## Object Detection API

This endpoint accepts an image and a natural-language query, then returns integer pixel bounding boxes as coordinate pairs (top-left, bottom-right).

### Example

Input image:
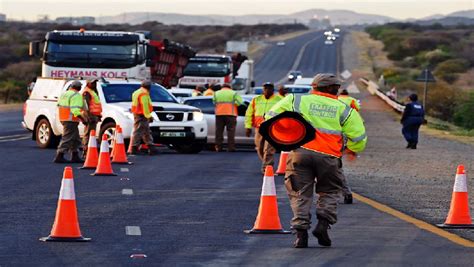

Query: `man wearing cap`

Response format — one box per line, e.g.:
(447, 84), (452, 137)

(245, 82), (282, 173)
(130, 80), (157, 155)
(54, 80), (86, 163)
(266, 73), (367, 248)
(213, 83), (243, 152)
(82, 79), (102, 157)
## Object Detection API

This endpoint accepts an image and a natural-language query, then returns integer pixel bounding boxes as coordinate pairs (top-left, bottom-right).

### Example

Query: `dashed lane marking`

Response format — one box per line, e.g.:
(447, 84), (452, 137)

(353, 193), (474, 248)
(122, 189), (134, 195)
(125, 226), (141, 236)
(120, 168), (129, 172)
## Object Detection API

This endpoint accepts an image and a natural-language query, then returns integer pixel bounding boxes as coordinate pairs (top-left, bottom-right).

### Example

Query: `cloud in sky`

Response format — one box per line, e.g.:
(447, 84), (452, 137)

(0, 0), (472, 20)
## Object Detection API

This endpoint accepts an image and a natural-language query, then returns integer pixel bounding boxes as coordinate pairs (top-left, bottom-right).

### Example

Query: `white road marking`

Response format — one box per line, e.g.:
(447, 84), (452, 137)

(122, 189), (134, 195)
(125, 226), (142, 236)
(0, 134), (30, 143)
(120, 168), (129, 172)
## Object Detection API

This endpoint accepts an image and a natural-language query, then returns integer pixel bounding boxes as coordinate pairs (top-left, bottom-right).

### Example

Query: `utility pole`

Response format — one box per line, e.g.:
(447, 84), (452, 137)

(415, 68), (436, 112)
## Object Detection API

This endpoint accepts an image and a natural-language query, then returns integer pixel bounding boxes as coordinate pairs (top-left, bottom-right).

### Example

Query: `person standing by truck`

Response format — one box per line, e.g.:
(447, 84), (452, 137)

(130, 80), (157, 155)
(82, 79), (102, 157)
(245, 82), (282, 173)
(54, 80), (86, 163)
(213, 84), (243, 152)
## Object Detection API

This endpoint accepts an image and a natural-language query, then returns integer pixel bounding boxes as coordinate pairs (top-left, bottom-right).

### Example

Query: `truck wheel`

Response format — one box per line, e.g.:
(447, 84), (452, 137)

(35, 118), (59, 148)
(173, 143), (203, 154)
(99, 121), (116, 148)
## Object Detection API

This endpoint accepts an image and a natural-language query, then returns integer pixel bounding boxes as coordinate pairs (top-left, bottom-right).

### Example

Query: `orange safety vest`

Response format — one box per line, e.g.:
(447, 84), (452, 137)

(213, 88), (242, 116)
(58, 89), (83, 122)
(83, 88), (102, 116)
(131, 88), (153, 116)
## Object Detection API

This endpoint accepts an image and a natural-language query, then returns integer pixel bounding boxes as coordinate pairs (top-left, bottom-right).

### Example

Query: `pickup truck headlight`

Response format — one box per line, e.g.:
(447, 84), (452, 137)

(193, 111), (204, 122)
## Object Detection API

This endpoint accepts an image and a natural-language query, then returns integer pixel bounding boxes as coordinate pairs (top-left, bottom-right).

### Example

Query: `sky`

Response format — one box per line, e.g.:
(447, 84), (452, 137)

(0, 0), (472, 21)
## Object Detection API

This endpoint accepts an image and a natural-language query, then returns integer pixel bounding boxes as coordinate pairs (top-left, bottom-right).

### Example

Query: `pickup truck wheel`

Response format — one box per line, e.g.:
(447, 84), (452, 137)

(99, 122), (116, 148)
(173, 143), (203, 154)
(35, 118), (59, 148)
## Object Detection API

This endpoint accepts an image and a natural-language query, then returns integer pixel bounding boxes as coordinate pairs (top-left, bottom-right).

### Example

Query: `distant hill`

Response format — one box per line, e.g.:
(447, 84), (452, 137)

(97, 9), (396, 26)
(416, 16), (474, 26)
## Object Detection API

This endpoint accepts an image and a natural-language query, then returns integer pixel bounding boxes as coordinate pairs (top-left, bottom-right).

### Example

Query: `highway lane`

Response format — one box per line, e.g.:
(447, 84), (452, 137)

(296, 34), (338, 75)
(253, 31), (322, 85)
(0, 109), (26, 137)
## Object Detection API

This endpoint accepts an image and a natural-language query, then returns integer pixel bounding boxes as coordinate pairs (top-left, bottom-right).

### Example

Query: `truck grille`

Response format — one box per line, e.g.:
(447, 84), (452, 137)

(156, 112), (184, 122)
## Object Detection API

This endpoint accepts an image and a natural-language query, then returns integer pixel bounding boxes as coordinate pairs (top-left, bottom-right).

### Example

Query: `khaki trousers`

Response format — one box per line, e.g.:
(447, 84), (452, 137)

(254, 130), (276, 172)
(82, 116), (98, 150)
(132, 115), (154, 147)
(285, 148), (344, 229)
(57, 121), (82, 154)
(215, 115), (237, 151)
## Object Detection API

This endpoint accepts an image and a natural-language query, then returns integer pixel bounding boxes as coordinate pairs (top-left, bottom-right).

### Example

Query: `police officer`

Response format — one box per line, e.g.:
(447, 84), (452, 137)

(130, 80), (157, 155)
(213, 83), (243, 152)
(54, 80), (86, 163)
(266, 73), (367, 248)
(82, 79), (102, 157)
(401, 94), (424, 149)
(245, 82), (282, 173)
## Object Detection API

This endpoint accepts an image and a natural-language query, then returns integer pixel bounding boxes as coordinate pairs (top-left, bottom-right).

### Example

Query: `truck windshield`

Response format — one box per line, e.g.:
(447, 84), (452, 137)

(45, 42), (141, 68)
(102, 84), (177, 103)
(183, 61), (231, 77)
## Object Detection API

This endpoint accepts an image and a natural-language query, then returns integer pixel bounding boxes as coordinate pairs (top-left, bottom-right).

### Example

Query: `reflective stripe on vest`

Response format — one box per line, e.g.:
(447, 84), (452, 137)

(293, 93), (348, 157)
(58, 91), (81, 122)
(83, 89), (102, 116)
(131, 89), (153, 116)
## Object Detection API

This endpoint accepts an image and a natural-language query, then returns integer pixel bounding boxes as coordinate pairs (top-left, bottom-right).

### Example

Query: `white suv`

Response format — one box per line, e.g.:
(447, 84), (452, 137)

(23, 78), (208, 153)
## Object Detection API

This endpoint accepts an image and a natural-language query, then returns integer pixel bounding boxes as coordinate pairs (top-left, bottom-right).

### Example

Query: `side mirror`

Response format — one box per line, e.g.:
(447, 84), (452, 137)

(145, 59), (153, 67)
(146, 44), (156, 60)
(29, 41), (40, 57)
(250, 81), (255, 88)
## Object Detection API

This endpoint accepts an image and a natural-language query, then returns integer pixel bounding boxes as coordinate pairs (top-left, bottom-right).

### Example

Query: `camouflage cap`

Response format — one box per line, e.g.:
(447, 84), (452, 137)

(70, 80), (82, 89)
(311, 73), (341, 87)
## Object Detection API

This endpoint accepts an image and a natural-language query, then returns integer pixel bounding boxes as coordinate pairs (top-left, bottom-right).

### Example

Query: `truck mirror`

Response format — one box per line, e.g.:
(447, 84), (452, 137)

(29, 41), (40, 57)
(251, 81), (255, 88)
(146, 44), (156, 60)
(146, 59), (153, 67)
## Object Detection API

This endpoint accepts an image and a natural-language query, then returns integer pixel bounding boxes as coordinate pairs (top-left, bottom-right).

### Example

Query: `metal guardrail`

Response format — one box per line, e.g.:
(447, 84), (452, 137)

(359, 78), (405, 113)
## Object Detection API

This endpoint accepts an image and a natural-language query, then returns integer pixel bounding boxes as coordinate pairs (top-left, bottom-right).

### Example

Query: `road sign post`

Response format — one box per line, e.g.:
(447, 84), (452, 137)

(415, 69), (436, 112)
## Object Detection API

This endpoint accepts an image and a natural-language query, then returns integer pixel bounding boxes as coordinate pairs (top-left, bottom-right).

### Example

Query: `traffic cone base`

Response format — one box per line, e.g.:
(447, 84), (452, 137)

(436, 223), (474, 229)
(40, 236), (91, 242)
(91, 172), (117, 176)
(245, 166), (290, 234)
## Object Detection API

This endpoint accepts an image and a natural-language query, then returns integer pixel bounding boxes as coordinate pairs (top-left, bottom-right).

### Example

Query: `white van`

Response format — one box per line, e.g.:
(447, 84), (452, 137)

(23, 78), (208, 153)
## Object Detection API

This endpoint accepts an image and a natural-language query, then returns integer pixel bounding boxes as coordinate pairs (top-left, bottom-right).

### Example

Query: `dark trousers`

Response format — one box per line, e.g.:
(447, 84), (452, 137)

(57, 121), (81, 154)
(132, 115), (154, 147)
(402, 124), (421, 144)
(215, 115), (237, 151)
(82, 117), (98, 149)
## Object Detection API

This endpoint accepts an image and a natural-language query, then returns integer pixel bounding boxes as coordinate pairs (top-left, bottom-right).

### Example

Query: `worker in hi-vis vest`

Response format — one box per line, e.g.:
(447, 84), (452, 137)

(245, 82), (282, 173)
(338, 89), (361, 111)
(130, 80), (157, 155)
(54, 80), (86, 163)
(266, 73), (367, 248)
(81, 79), (102, 158)
(212, 83), (243, 152)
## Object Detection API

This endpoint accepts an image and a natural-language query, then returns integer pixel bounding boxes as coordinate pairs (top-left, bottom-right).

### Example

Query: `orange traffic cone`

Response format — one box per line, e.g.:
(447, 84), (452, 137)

(40, 167), (91, 242)
(276, 151), (289, 175)
(245, 166), (291, 234)
(437, 165), (474, 229)
(112, 125), (132, 165)
(91, 134), (117, 176)
(80, 130), (99, 169)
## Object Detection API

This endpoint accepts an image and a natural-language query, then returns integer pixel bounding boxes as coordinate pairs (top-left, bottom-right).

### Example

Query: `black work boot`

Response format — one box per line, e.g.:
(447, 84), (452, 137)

(312, 218), (332, 247)
(53, 152), (69, 163)
(406, 142), (412, 149)
(411, 142), (417, 149)
(70, 152), (84, 163)
(130, 146), (139, 155)
(344, 193), (353, 204)
(293, 229), (308, 248)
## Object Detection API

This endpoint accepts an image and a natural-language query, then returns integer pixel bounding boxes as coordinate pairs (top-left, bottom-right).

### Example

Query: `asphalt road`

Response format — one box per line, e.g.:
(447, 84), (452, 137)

(1, 32), (474, 265)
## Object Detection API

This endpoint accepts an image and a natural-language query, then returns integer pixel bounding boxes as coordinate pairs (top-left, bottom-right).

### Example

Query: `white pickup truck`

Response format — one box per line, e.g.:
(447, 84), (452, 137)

(22, 78), (208, 153)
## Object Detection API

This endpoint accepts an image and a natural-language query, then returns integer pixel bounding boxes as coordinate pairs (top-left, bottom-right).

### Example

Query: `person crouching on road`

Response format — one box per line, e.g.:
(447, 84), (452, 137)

(401, 93), (424, 149)
(82, 79), (102, 158)
(54, 80), (87, 163)
(130, 80), (157, 155)
(245, 82), (282, 173)
(266, 73), (367, 248)
(213, 83), (243, 152)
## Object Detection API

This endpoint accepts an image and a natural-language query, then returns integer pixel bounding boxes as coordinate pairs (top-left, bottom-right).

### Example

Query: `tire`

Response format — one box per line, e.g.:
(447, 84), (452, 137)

(173, 143), (203, 154)
(99, 121), (116, 148)
(35, 118), (60, 149)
